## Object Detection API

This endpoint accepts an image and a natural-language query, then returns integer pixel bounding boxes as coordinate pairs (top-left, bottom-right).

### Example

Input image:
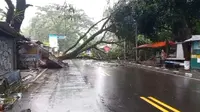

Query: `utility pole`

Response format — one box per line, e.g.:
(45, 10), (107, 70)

(135, 0), (138, 61)
(135, 22), (138, 61)
(124, 39), (126, 60)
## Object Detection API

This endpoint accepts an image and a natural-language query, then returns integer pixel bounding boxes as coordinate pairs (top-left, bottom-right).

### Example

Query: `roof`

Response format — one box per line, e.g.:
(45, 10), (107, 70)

(31, 40), (43, 45)
(0, 22), (25, 39)
(184, 35), (200, 42)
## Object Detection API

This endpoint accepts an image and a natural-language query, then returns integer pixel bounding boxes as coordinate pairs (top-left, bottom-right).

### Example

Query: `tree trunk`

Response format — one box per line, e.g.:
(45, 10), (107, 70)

(183, 42), (191, 61)
(165, 40), (169, 56)
(181, 28), (192, 61)
(11, 0), (26, 32)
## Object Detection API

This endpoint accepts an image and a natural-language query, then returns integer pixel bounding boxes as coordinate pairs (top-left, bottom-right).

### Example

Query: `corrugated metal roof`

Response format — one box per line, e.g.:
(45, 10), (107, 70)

(184, 35), (200, 42)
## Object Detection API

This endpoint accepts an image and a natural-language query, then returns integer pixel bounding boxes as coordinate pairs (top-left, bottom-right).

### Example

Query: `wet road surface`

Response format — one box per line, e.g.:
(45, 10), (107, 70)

(10, 60), (200, 112)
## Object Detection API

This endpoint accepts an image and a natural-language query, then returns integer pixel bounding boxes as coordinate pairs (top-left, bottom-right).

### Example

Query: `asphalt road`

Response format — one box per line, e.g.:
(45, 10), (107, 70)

(10, 60), (200, 112)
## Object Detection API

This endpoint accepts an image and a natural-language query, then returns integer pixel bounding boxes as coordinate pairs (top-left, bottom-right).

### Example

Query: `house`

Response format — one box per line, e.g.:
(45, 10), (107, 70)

(0, 22), (23, 94)
(18, 39), (65, 69)
(17, 40), (41, 69)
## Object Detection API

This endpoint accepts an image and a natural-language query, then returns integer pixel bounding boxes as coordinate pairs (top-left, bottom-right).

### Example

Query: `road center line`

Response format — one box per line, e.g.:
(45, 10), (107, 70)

(101, 71), (110, 76)
(148, 97), (180, 112)
(140, 97), (169, 112)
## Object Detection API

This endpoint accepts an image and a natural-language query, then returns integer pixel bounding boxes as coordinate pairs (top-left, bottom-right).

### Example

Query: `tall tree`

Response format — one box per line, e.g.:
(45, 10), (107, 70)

(109, 0), (200, 60)
(27, 3), (96, 51)
(3, 0), (32, 32)
(25, 3), (123, 59)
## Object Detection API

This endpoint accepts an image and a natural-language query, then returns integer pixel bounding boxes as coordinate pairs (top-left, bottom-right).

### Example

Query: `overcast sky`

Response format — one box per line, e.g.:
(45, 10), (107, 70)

(0, 0), (119, 28)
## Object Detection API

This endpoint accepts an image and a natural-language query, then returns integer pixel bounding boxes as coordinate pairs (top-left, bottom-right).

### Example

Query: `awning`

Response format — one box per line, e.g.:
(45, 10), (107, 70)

(137, 41), (175, 48)
(137, 44), (152, 48)
(184, 35), (200, 42)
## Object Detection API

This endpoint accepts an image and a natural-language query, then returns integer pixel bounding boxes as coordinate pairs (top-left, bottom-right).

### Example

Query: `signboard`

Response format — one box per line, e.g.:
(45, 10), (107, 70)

(86, 49), (92, 56)
(57, 35), (66, 39)
(104, 46), (111, 53)
(49, 34), (58, 48)
(197, 58), (200, 63)
(193, 41), (200, 49)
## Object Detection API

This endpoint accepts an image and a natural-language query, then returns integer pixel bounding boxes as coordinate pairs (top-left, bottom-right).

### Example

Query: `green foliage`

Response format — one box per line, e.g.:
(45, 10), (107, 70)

(110, 0), (200, 42)
(0, 8), (6, 21)
(26, 3), (95, 51)
(110, 2), (137, 41)
(137, 35), (151, 45)
(107, 46), (124, 59)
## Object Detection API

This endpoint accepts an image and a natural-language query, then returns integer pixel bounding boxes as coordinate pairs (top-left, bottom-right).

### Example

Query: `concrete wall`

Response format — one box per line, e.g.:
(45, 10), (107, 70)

(0, 36), (14, 75)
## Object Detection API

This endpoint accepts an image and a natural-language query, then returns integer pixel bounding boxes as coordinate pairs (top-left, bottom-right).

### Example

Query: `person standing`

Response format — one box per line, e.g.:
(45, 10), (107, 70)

(161, 49), (167, 67)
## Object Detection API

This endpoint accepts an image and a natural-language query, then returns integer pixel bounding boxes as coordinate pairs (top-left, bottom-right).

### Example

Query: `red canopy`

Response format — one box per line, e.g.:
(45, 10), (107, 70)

(138, 41), (175, 48)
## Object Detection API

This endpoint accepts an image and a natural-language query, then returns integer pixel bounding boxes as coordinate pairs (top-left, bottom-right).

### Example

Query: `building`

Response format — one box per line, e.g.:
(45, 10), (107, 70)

(185, 35), (200, 70)
(0, 22), (23, 94)
(17, 40), (41, 69)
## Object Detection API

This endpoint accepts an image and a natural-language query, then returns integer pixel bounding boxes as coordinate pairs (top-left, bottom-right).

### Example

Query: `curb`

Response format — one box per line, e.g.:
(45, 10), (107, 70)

(23, 68), (48, 90)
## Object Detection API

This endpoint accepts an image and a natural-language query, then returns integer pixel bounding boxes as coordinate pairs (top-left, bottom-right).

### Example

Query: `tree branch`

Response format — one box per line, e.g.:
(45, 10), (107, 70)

(5, 0), (14, 24)
(94, 47), (106, 54)
(100, 40), (124, 44)
(159, 25), (172, 31)
(77, 39), (123, 55)
(78, 42), (99, 54)
(77, 30), (108, 54)
(26, 4), (33, 8)
(59, 18), (112, 60)
(100, 30), (107, 41)
(11, 0), (32, 32)
(63, 17), (109, 54)
(100, 16), (111, 30)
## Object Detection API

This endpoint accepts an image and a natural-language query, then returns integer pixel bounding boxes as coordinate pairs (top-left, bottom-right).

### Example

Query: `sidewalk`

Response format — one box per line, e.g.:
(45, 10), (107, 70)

(128, 63), (200, 80)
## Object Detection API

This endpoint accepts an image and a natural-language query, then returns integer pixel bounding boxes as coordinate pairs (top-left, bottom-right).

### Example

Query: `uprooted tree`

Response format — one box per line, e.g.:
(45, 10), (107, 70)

(3, 0), (32, 32)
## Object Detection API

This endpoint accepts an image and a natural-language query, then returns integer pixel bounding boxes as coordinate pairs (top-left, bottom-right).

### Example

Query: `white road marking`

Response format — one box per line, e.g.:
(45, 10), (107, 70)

(100, 71), (110, 76)
(104, 72), (110, 76)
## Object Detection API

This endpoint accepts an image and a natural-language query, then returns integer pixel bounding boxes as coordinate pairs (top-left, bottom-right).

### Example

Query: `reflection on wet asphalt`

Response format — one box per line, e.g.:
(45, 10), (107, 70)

(10, 60), (200, 112)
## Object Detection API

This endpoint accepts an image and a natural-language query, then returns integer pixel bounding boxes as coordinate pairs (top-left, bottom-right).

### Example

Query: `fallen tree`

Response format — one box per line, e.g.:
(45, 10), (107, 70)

(58, 16), (123, 60)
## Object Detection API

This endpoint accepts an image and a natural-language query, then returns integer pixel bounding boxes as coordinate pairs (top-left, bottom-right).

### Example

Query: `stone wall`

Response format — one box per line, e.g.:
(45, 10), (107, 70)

(18, 45), (39, 69)
(0, 36), (14, 75)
